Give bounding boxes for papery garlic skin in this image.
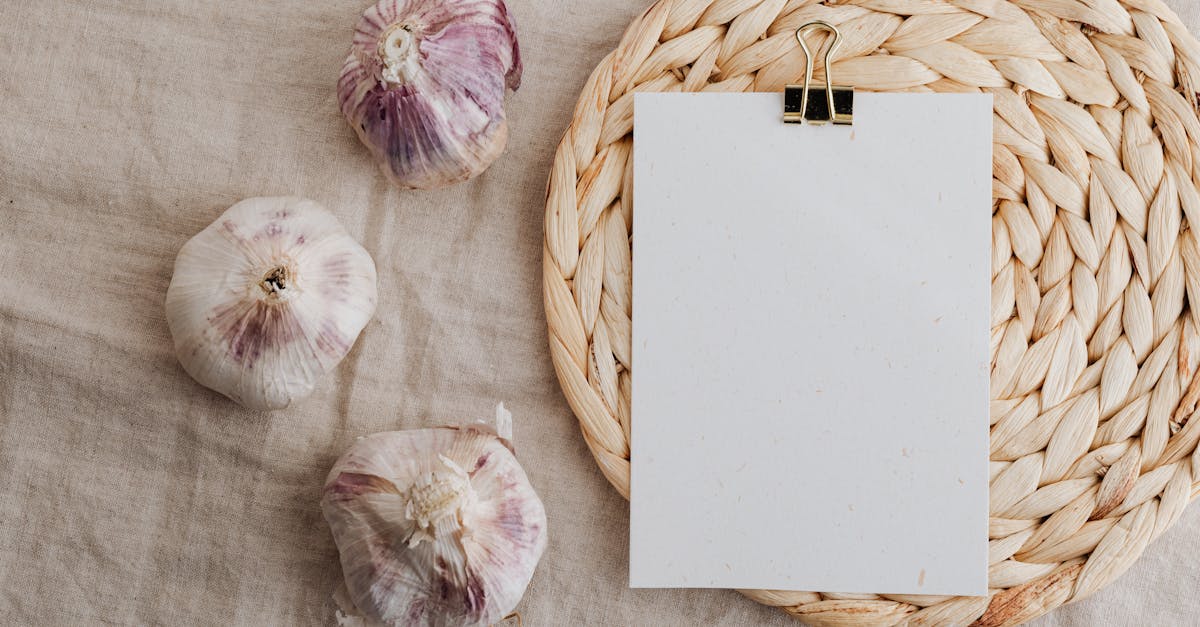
[165,197,377,410]
[338,0,522,190]
[322,423,546,626]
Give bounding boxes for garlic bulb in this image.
[338,0,522,189]
[165,197,377,410]
[322,407,546,626]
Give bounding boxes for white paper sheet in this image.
[630,92,992,595]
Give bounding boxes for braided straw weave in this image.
[543,0,1200,623]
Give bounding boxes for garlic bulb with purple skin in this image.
[338,0,522,190]
[322,405,546,626]
[165,197,377,410]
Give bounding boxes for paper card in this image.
[630,92,992,596]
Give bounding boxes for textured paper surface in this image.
[631,92,992,595]
[2,0,1200,624]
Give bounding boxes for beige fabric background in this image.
[1,1,1198,625]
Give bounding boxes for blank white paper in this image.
[630,92,992,595]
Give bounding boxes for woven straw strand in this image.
[544,0,1200,624]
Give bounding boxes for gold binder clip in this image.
[783,21,854,125]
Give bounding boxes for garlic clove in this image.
[322,419,546,626]
[165,197,377,410]
[338,0,522,190]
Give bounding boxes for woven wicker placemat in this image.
[543,0,1200,624]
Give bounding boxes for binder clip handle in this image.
[783,21,854,125]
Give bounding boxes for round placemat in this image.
[543,1,1200,624]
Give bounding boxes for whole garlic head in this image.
[165,197,377,410]
[338,0,522,189]
[322,410,546,626]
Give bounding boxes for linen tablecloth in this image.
[2,1,1198,624]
